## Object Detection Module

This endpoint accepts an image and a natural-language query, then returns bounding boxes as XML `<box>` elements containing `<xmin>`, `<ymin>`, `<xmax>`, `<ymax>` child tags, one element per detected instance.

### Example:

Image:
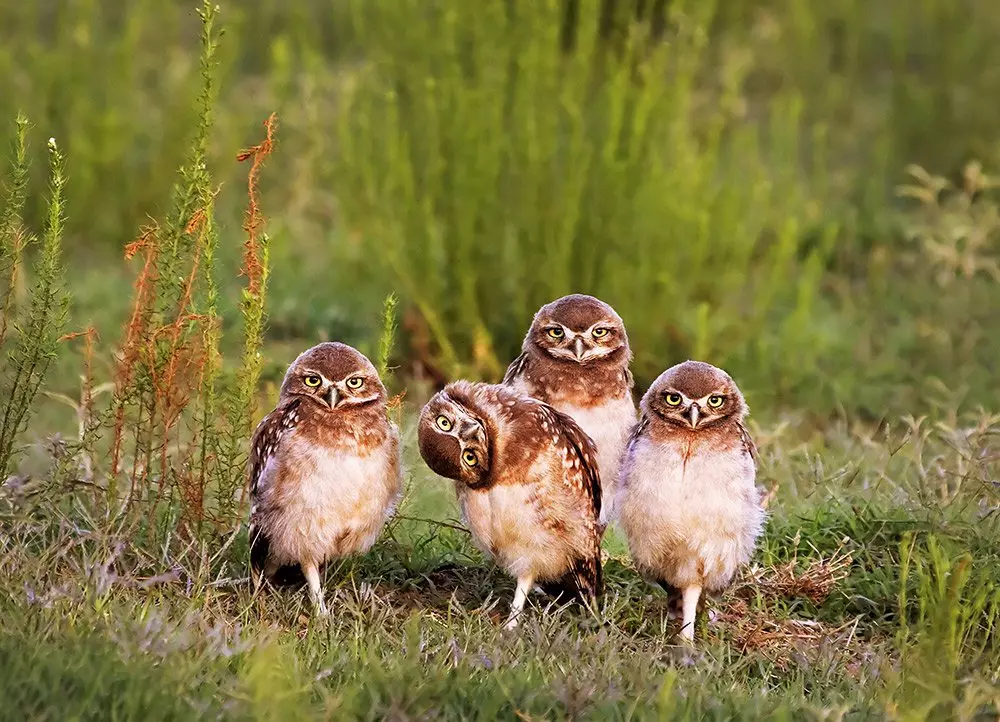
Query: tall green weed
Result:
<box><xmin>0</xmin><ymin>119</ymin><xmax>69</xmax><ymax>478</ymax></box>
<box><xmin>332</xmin><ymin>0</ymin><xmax>837</xmax><ymax>394</ymax></box>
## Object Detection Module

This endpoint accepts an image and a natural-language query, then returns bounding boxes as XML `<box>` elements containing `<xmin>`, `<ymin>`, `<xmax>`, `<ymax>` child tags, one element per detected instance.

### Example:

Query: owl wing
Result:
<box><xmin>537</xmin><ymin>403</ymin><xmax>602</xmax><ymax>522</ymax></box>
<box><xmin>247</xmin><ymin>397</ymin><xmax>303</xmax><ymax>575</ymax></box>
<box><xmin>737</xmin><ymin>419</ymin><xmax>758</xmax><ymax>468</ymax></box>
<box><xmin>501</xmin><ymin>351</ymin><xmax>530</xmax><ymax>386</ymax></box>
<box><xmin>625</xmin><ymin>412</ymin><xmax>651</xmax><ymax>453</ymax></box>
<box><xmin>533</xmin><ymin>402</ymin><xmax>604</xmax><ymax>599</ymax></box>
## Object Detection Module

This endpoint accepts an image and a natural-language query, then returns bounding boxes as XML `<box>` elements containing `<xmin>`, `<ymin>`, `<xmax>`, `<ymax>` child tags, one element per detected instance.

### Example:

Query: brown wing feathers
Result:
<box><xmin>536</xmin><ymin>402</ymin><xmax>604</xmax><ymax>601</ymax></box>
<box><xmin>248</xmin><ymin>398</ymin><xmax>302</xmax><ymax>581</ymax></box>
<box><xmin>502</xmin><ymin>351</ymin><xmax>530</xmax><ymax>385</ymax></box>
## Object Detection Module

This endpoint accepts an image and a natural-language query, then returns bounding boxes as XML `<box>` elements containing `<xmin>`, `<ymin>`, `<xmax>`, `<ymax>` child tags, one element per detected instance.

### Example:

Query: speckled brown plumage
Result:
<box><xmin>417</xmin><ymin>381</ymin><xmax>603</xmax><ymax>629</ymax></box>
<box><xmin>248</xmin><ymin>342</ymin><xmax>402</xmax><ymax>615</ymax></box>
<box><xmin>616</xmin><ymin>360</ymin><xmax>765</xmax><ymax>642</ymax></box>
<box><xmin>503</xmin><ymin>294</ymin><xmax>636</xmax><ymax>523</ymax></box>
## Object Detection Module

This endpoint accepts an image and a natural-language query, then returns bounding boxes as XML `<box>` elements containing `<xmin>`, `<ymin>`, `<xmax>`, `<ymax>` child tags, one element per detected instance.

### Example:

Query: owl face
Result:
<box><xmin>279</xmin><ymin>342</ymin><xmax>385</xmax><ymax>411</ymax></box>
<box><xmin>642</xmin><ymin>360</ymin><xmax>746</xmax><ymax>430</ymax></box>
<box><xmin>526</xmin><ymin>294</ymin><xmax>629</xmax><ymax>364</ymax></box>
<box><xmin>417</xmin><ymin>391</ymin><xmax>491</xmax><ymax>487</ymax></box>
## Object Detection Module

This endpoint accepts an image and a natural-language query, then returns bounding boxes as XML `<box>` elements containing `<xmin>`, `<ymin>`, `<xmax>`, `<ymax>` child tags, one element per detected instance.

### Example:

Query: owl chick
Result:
<box><xmin>248</xmin><ymin>342</ymin><xmax>402</xmax><ymax>615</ymax></box>
<box><xmin>503</xmin><ymin>294</ymin><xmax>636</xmax><ymax>523</ymax></box>
<box><xmin>616</xmin><ymin>360</ymin><xmax>764</xmax><ymax>642</ymax></box>
<box><xmin>418</xmin><ymin>381</ymin><xmax>603</xmax><ymax>629</ymax></box>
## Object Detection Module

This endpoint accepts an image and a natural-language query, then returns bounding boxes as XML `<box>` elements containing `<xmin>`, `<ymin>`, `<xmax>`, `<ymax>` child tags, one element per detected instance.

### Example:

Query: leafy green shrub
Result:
<box><xmin>331</xmin><ymin>0</ymin><xmax>839</xmax><ymax>397</ymax></box>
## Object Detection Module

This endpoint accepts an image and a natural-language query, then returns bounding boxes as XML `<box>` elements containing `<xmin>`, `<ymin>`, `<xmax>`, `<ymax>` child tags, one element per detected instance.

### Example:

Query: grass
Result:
<box><xmin>2</xmin><ymin>0</ymin><xmax>1000</xmax><ymax>719</ymax></box>
<box><xmin>2</xmin><ymin>416</ymin><xmax>998</xmax><ymax>720</ymax></box>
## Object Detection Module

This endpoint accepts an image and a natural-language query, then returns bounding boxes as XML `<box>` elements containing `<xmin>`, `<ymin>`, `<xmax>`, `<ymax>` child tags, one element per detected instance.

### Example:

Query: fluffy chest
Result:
<box><xmin>258</xmin><ymin>430</ymin><xmax>402</xmax><ymax>563</ymax></box>
<box><xmin>619</xmin><ymin>436</ymin><xmax>757</xmax><ymax>526</ymax></box>
<box><xmin>267</xmin><ymin>433</ymin><xmax>399</xmax><ymax>519</ymax></box>
<box><xmin>457</xmin><ymin>481</ymin><xmax>582</xmax><ymax>580</ymax></box>
<box><xmin>617</xmin><ymin>434</ymin><xmax>763</xmax><ymax>589</ymax></box>
<box><xmin>558</xmin><ymin>397</ymin><xmax>636</xmax><ymax>454</ymax></box>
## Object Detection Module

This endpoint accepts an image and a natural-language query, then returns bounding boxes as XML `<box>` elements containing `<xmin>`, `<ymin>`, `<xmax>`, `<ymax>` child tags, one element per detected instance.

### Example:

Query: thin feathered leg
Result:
<box><xmin>504</xmin><ymin>575</ymin><xmax>535</xmax><ymax>630</ymax></box>
<box><xmin>302</xmin><ymin>561</ymin><xmax>328</xmax><ymax>616</ymax></box>
<box><xmin>679</xmin><ymin>584</ymin><xmax>702</xmax><ymax>642</ymax></box>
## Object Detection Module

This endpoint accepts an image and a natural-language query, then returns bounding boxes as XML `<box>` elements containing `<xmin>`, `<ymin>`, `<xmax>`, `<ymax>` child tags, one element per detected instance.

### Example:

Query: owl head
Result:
<box><xmin>417</xmin><ymin>383</ymin><xmax>492</xmax><ymax>488</ymax></box>
<box><xmin>642</xmin><ymin>360</ymin><xmax>747</xmax><ymax>430</ymax></box>
<box><xmin>523</xmin><ymin>294</ymin><xmax>630</xmax><ymax>365</ymax></box>
<box><xmin>279</xmin><ymin>342</ymin><xmax>386</xmax><ymax>411</ymax></box>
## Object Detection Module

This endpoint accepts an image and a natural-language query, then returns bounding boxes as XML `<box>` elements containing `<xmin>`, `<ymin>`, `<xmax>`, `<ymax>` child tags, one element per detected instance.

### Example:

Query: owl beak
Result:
<box><xmin>685</xmin><ymin>403</ymin><xmax>701</xmax><ymax>429</ymax></box>
<box><xmin>573</xmin><ymin>336</ymin><xmax>586</xmax><ymax>361</ymax></box>
<box><xmin>458</xmin><ymin>420</ymin><xmax>481</xmax><ymax>442</ymax></box>
<box><xmin>325</xmin><ymin>386</ymin><xmax>340</xmax><ymax>409</ymax></box>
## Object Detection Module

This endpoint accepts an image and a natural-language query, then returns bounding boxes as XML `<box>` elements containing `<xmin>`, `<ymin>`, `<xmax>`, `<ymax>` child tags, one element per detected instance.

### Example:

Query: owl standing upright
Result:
<box><xmin>417</xmin><ymin>381</ymin><xmax>603</xmax><ymax>629</ymax></box>
<box><xmin>503</xmin><ymin>294</ymin><xmax>636</xmax><ymax>523</ymax></box>
<box><xmin>248</xmin><ymin>342</ymin><xmax>402</xmax><ymax>615</ymax></box>
<box><xmin>616</xmin><ymin>360</ymin><xmax>764</xmax><ymax>642</ymax></box>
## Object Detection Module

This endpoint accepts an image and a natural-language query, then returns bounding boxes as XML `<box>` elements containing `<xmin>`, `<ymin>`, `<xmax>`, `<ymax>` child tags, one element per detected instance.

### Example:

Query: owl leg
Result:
<box><xmin>302</xmin><ymin>561</ymin><xmax>329</xmax><ymax>616</ymax></box>
<box><xmin>678</xmin><ymin>584</ymin><xmax>702</xmax><ymax>642</ymax></box>
<box><xmin>503</xmin><ymin>575</ymin><xmax>535</xmax><ymax>630</ymax></box>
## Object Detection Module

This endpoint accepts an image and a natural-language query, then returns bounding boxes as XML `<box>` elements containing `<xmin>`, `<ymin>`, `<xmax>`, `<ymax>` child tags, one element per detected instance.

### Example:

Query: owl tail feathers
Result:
<box><xmin>249</xmin><ymin>527</ymin><xmax>307</xmax><ymax>588</ymax></box>
<box><xmin>539</xmin><ymin>553</ymin><xmax>603</xmax><ymax>606</ymax></box>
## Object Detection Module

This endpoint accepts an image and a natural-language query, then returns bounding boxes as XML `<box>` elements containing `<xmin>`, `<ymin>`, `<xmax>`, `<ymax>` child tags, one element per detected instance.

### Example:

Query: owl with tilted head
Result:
<box><xmin>503</xmin><ymin>294</ymin><xmax>636</xmax><ymax>524</ymax></box>
<box><xmin>248</xmin><ymin>342</ymin><xmax>402</xmax><ymax>615</ymax></box>
<box><xmin>418</xmin><ymin>381</ymin><xmax>603</xmax><ymax>630</ymax></box>
<box><xmin>615</xmin><ymin>360</ymin><xmax>764</xmax><ymax>642</ymax></box>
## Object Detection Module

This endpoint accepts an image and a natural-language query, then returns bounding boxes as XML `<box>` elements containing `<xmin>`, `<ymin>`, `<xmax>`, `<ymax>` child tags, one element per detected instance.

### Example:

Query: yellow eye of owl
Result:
<box><xmin>546</xmin><ymin>327</ymin><xmax>564</xmax><ymax>339</ymax></box>
<box><xmin>436</xmin><ymin>415</ymin><xmax>452</xmax><ymax>431</ymax></box>
<box><xmin>303</xmin><ymin>374</ymin><xmax>322</xmax><ymax>388</ymax></box>
<box><xmin>665</xmin><ymin>392</ymin><xmax>683</xmax><ymax>406</ymax></box>
<box><xmin>592</xmin><ymin>327</ymin><xmax>610</xmax><ymax>338</ymax></box>
<box><xmin>707</xmin><ymin>394</ymin><xmax>725</xmax><ymax>408</ymax></box>
<box><xmin>346</xmin><ymin>376</ymin><xmax>364</xmax><ymax>390</ymax></box>
<box><xmin>462</xmin><ymin>450</ymin><xmax>478</xmax><ymax>467</ymax></box>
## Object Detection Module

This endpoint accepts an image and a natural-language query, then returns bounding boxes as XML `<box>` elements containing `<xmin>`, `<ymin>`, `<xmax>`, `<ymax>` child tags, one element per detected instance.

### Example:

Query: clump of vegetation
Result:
<box><xmin>0</xmin><ymin>117</ymin><xmax>68</xmax><ymax>479</ymax></box>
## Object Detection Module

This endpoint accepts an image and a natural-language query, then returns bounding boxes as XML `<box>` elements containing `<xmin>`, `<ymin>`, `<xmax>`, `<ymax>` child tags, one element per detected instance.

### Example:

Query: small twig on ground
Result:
<box><xmin>394</xmin><ymin>514</ymin><xmax>471</xmax><ymax>535</ymax></box>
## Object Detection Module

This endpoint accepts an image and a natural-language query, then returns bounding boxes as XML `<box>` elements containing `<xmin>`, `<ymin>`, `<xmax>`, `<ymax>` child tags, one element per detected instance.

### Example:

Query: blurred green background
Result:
<box><xmin>2</xmin><ymin>0</ymin><xmax>999</xmax><ymax>420</ymax></box>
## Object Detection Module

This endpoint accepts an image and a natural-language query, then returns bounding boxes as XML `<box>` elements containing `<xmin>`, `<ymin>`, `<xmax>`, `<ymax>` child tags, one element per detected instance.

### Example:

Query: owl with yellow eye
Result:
<box><xmin>417</xmin><ymin>381</ymin><xmax>603</xmax><ymax>629</ymax></box>
<box><xmin>503</xmin><ymin>294</ymin><xmax>636</xmax><ymax>524</ymax></box>
<box><xmin>616</xmin><ymin>360</ymin><xmax>765</xmax><ymax>642</ymax></box>
<box><xmin>248</xmin><ymin>342</ymin><xmax>402</xmax><ymax>615</ymax></box>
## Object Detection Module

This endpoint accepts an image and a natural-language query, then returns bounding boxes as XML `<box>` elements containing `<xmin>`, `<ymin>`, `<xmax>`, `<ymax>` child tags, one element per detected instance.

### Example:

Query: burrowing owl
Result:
<box><xmin>616</xmin><ymin>360</ymin><xmax>764</xmax><ymax>641</ymax></box>
<box><xmin>248</xmin><ymin>342</ymin><xmax>402</xmax><ymax>615</ymax></box>
<box><xmin>417</xmin><ymin>381</ymin><xmax>603</xmax><ymax>629</ymax></box>
<box><xmin>503</xmin><ymin>294</ymin><xmax>635</xmax><ymax>523</ymax></box>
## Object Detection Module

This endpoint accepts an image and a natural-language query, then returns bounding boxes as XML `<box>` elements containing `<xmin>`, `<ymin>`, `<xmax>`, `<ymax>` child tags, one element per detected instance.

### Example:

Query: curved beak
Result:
<box><xmin>325</xmin><ymin>386</ymin><xmax>340</xmax><ymax>409</ymax></box>
<box><xmin>685</xmin><ymin>403</ymin><xmax>700</xmax><ymax>429</ymax></box>
<box><xmin>459</xmin><ymin>419</ymin><xmax>483</xmax><ymax>443</ymax></box>
<box><xmin>573</xmin><ymin>336</ymin><xmax>586</xmax><ymax>361</ymax></box>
